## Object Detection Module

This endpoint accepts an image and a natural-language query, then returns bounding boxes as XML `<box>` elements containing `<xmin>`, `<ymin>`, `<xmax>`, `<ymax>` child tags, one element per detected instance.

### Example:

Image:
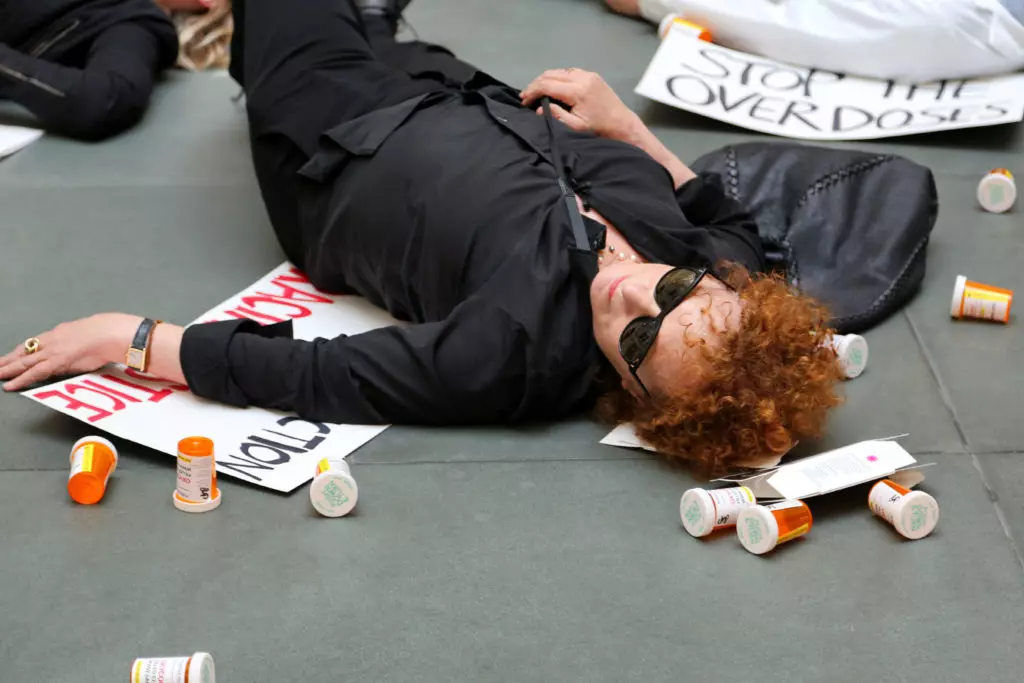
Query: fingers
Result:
<box><xmin>0</xmin><ymin>349</ymin><xmax>50</xmax><ymax>390</ymax></box>
<box><xmin>0</xmin><ymin>332</ymin><xmax>48</xmax><ymax>373</ymax></box>
<box><xmin>2</xmin><ymin>357</ymin><xmax>57</xmax><ymax>393</ymax></box>
<box><xmin>536</xmin><ymin>103</ymin><xmax>588</xmax><ymax>132</ymax></box>
<box><xmin>520</xmin><ymin>71</ymin><xmax>587</xmax><ymax>106</ymax></box>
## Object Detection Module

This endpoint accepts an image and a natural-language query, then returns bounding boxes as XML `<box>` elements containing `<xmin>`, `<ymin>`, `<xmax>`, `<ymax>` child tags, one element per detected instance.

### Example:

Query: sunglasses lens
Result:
<box><xmin>620</xmin><ymin>317</ymin><xmax>657</xmax><ymax>361</ymax></box>
<box><xmin>654</xmin><ymin>268</ymin><xmax>699</xmax><ymax>309</ymax></box>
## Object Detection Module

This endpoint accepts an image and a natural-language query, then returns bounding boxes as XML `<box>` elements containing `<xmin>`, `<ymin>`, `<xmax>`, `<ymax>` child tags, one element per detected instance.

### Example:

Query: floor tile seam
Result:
<box><xmin>899</xmin><ymin>313</ymin><xmax>1024</xmax><ymax>571</ymax></box>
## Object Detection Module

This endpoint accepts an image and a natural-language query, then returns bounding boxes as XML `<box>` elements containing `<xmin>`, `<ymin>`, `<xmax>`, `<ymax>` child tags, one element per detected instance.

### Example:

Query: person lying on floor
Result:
<box><xmin>606</xmin><ymin>0</ymin><xmax>1024</xmax><ymax>83</ymax></box>
<box><xmin>0</xmin><ymin>0</ymin><xmax>843</xmax><ymax>475</ymax></box>
<box><xmin>0</xmin><ymin>0</ymin><xmax>178</xmax><ymax>140</ymax></box>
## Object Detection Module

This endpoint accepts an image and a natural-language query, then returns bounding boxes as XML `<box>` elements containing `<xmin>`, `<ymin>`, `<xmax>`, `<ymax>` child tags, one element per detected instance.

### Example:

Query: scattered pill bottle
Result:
<box><xmin>868</xmin><ymin>479</ymin><xmax>939</xmax><ymax>540</ymax></box>
<box><xmin>829</xmin><ymin>334</ymin><xmax>869</xmax><ymax>379</ymax></box>
<box><xmin>680</xmin><ymin>486</ymin><xmax>756</xmax><ymax>537</ymax></box>
<box><xmin>68</xmin><ymin>436</ymin><xmax>118</xmax><ymax>505</ymax></box>
<box><xmin>736</xmin><ymin>500</ymin><xmax>813</xmax><ymax>555</ymax></box>
<box><xmin>977</xmin><ymin>168</ymin><xmax>1016</xmax><ymax>213</ymax></box>
<box><xmin>173</xmin><ymin>436</ymin><xmax>222</xmax><ymax>513</ymax></box>
<box><xmin>950</xmin><ymin>274</ymin><xmax>1013</xmax><ymax>324</ymax></box>
<box><xmin>130</xmin><ymin>652</ymin><xmax>215</xmax><ymax>683</ymax></box>
<box><xmin>310</xmin><ymin>458</ymin><xmax>358</xmax><ymax>518</ymax></box>
<box><xmin>658</xmin><ymin>14</ymin><xmax>712</xmax><ymax>42</ymax></box>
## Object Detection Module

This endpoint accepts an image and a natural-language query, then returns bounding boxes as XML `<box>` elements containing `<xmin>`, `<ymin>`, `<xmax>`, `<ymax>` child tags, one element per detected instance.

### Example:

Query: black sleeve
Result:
<box><xmin>0</xmin><ymin>22</ymin><xmax>172</xmax><ymax>140</ymax></box>
<box><xmin>179</xmin><ymin>298</ymin><xmax>530</xmax><ymax>426</ymax></box>
<box><xmin>676</xmin><ymin>172</ymin><xmax>766</xmax><ymax>273</ymax></box>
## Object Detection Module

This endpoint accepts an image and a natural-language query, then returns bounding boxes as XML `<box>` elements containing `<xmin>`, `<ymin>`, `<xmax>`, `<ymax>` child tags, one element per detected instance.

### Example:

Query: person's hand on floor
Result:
<box><xmin>0</xmin><ymin>313</ymin><xmax>142</xmax><ymax>392</ymax></box>
<box><xmin>520</xmin><ymin>68</ymin><xmax>643</xmax><ymax>143</ymax></box>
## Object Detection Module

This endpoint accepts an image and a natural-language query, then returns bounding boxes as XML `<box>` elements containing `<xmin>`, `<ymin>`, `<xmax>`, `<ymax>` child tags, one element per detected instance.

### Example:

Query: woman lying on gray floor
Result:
<box><xmin>0</xmin><ymin>0</ymin><xmax>179</xmax><ymax>140</ymax></box>
<box><xmin>0</xmin><ymin>0</ymin><xmax>843</xmax><ymax>475</ymax></box>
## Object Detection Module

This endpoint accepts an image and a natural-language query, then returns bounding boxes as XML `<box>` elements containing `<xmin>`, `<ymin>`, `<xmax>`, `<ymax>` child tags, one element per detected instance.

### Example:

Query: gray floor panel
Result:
<box><xmin>1</xmin><ymin>455</ymin><xmax>1021</xmax><ymax>683</ymax></box>
<box><xmin>902</xmin><ymin>174</ymin><xmax>1023</xmax><ymax>452</ymax></box>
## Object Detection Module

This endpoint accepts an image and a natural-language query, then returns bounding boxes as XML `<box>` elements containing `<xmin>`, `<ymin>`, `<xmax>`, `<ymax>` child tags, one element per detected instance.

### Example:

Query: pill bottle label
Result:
<box><xmin>132</xmin><ymin>657</ymin><xmax>190</xmax><ymax>683</ymax></box>
<box><xmin>177</xmin><ymin>455</ymin><xmax>214</xmax><ymax>502</ymax></box>
<box><xmin>69</xmin><ymin>443</ymin><xmax>113</xmax><ymax>484</ymax></box>
<box><xmin>961</xmin><ymin>293</ymin><xmax>1010</xmax><ymax>322</ymax></box>
<box><xmin>765</xmin><ymin>500</ymin><xmax>812</xmax><ymax>544</ymax></box>
<box><xmin>764</xmin><ymin>500</ymin><xmax>804</xmax><ymax>512</ymax></box>
<box><xmin>706</xmin><ymin>486</ymin><xmax>755</xmax><ymax>529</ymax></box>
<box><xmin>69</xmin><ymin>446</ymin><xmax>92</xmax><ymax>480</ymax></box>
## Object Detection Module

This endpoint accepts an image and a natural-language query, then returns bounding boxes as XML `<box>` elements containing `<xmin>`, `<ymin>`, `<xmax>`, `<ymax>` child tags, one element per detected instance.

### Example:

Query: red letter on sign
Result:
<box><xmin>31</xmin><ymin>388</ymin><xmax>113</xmax><ymax>422</ymax></box>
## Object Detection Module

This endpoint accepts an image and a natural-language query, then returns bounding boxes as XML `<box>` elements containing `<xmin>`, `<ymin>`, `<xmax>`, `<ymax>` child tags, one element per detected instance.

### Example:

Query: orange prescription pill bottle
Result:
<box><xmin>977</xmin><ymin>168</ymin><xmax>1016</xmax><ymax>213</ymax></box>
<box><xmin>68</xmin><ymin>436</ymin><xmax>118</xmax><ymax>505</ymax></box>
<box><xmin>658</xmin><ymin>14</ymin><xmax>712</xmax><ymax>42</ymax></box>
<box><xmin>950</xmin><ymin>274</ymin><xmax>1013</xmax><ymax>324</ymax></box>
<box><xmin>680</xmin><ymin>486</ymin><xmax>756</xmax><ymax>537</ymax></box>
<box><xmin>131</xmin><ymin>652</ymin><xmax>215</xmax><ymax>683</ymax></box>
<box><xmin>868</xmin><ymin>479</ymin><xmax>939</xmax><ymax>540</ymax></box>
<box><xmin>309</xmin><ymin>458</ymin><xmax>359</xmax><ymax>518</ymax></box>
<box><xmin>736</xmin><ymin>500</ymin><xmax>813</xmax><ymax>555</ymax></box>
<box><xmin>173</xmin><ymin>436</ymin><xmax>222</xmax><ymax>513</ymax></box>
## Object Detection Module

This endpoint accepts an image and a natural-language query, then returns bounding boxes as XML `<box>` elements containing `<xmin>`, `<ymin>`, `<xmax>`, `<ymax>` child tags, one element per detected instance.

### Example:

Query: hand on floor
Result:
<box><xmin>520</xmin><ymin>69</ymin><xmax>642</xmax><ymax>143</ymax></box>
<box><xmin>0</xmin><ymin>313</ymin><xmax>141</xmax><ymax>392</ymax></box>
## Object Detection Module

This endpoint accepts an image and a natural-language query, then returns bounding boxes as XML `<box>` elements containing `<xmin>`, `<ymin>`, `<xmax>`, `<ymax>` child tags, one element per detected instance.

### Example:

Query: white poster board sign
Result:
<box><xmin>23</xmin><ymin>263</ymin><xmax>401</xmax><ymax>493</ymax></box>
<box><xmin>0</xmin><ymin>124</ymin><xmax>43</xmax><ymax>159</ymax></box>
<box><xmin>636</xmin><ymin>30</ymin><xmax>1024</xmax><ymax>140</ymax></box>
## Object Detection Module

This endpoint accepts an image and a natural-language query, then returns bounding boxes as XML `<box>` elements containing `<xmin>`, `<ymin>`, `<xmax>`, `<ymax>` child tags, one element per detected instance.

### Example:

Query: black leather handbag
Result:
<box><xmin>690</xmin><ymin>142</ymin><xmax>939</xmax><ymax>333</ymax></box>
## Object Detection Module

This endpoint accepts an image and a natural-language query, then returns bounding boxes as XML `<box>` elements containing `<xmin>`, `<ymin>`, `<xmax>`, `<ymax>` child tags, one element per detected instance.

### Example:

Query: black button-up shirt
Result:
<box><xmin>181</xmin><ymin>84</ymin><xmax>765</xmax><ymax>426</ymax></box>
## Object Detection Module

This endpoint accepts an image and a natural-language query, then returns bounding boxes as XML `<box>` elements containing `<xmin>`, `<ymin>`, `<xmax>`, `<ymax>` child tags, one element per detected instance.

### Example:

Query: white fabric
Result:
<box><xmin>638</xmin><ymin>0</ymin><xmax>1024</xmax><ymax>83</ymax></box>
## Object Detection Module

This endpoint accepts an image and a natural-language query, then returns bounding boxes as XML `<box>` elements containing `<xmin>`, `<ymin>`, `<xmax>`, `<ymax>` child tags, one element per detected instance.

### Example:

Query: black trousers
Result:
<box><xmin>229</xmin><ymin>0</ymin><xmax>482</xmax><ymax>267</ymax></box>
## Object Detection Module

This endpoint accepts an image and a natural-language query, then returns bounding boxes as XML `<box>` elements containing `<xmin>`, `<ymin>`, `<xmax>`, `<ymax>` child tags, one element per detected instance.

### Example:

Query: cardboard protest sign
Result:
<box><xmin>635</xmin><ymin>30</ymin><xmax>1024</xmax><ymax>140</ymax></box>
<box><xmin>0</xmin><ymin>124</ymin><xmax>43</xmax><ymax>159</ymax></box>
<box><xmin>24</xmin><ymin>263</ymin><xmax>401</xmax><ymax>493</ymax></box>
<box><xmin>601</xmin><ymin>423</ymin><xmax>785</xmax><ymax>469</ymax></box>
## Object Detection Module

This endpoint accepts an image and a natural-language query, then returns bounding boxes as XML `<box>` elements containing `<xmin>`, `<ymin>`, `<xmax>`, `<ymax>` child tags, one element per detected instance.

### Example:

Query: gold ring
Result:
<box><xmin>23</xmin><ymin>337</ymin><xmax>41</xmax><ymax>355</ymax></box>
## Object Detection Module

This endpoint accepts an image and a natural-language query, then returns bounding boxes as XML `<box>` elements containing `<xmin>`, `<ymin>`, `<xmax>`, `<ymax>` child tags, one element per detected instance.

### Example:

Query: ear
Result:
<box><xmin>622</xmin><ymin>375</ymin><xmax>646</xmax><ymax>401</ymax></box>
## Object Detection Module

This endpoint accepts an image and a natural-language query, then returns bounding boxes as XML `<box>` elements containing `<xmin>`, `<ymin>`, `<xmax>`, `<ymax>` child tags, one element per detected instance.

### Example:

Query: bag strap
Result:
<box><xmin>541</xmin><ymin>97</ymin><xmax>591</xmax><ymax>253</ymax></box>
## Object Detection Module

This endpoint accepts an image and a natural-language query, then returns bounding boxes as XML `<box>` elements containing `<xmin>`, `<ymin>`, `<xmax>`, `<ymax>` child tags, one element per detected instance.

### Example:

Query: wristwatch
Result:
<box><xmin>125</xmin><ymin>318</ymin><xmax>162</xmax><ymax>372</ymax></box>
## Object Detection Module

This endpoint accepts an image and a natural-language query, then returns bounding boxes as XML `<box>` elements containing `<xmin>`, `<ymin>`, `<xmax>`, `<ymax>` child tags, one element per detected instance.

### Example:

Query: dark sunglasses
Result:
<box><xmin>618</xmin><ymin>266</ymin><xmax>708</xmax><ymax>397</ymax></box>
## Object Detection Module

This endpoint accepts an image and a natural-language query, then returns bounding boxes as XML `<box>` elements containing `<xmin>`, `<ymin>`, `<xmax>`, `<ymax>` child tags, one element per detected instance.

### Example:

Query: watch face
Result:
<box><xmin>126</xmin><ymin>348</ymin><xmax>145</xmax><ymax>369</ymax></box>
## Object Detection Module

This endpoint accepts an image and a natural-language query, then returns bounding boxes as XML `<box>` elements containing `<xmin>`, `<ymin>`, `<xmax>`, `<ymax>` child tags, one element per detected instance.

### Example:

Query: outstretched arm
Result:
<box><xmin>520</xmin><ymin>68</ymin><xmax>696</xmax><ymax>188</ymax></box>
<box><xmin>0</xmin><ymin>20</ymin><xmax>176</xmax><ymax>140</ymax></box>
<box><xmin>2</xmin><ymin>300</ymin><xmax>530</xmax><ymax>426</ymax></box>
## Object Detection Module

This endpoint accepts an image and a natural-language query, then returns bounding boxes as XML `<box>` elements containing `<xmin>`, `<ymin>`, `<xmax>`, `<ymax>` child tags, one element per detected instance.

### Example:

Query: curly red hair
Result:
<box><xmin>596</xmin><ymin>269</ymin><xmax>845</xmax><ymax>477</ymax></box>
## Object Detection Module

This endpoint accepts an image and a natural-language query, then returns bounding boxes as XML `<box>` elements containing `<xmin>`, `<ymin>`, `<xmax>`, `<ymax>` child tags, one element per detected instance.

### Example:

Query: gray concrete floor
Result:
<box><xmin>2</xmin><ymin>1</ymin><xmax>1024</xmax><ymax>681</ymax></box>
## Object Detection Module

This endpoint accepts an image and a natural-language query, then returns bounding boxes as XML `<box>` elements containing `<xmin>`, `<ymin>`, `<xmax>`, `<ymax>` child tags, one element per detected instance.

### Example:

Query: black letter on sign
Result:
<box><xmin>217</xmin><ymin>454</ymin><xmax>274</xmax><ymax>482</ymax></box>
<box><xmin>777</xmin><ymin>101</ymin><xmax>821</xmax><ymax>131</ymax></box>
<box><xmin>239</xmin><ymin>443</ymin><xmax>291</xmax><ymax>465</ymax></box>
<box><xmin>666</xmin><ymin>75</ymin><xmax>715</xmax><ymax>106</ymax></box>
<box><xmin>275</xmin><ymin>416</ymin><xmax>331</xmax><ymax>451</ymax></box>
<box><xmin>876</xmin><ymin>109</ymin><xmax>913</xmax><ymax>130</ymax></box>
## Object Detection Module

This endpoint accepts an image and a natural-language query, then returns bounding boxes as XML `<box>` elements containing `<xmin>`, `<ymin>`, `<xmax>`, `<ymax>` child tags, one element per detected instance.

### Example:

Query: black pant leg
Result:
<box><xmin>231</xmin><ymin>0</ymin><xmax>436</xmax><ymax>267</ymax></box>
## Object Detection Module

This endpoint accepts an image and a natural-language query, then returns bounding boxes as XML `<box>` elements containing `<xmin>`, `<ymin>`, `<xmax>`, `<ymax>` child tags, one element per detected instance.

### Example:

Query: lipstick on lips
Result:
<box><xmin>608</xmin><ymin>275</ymin><xmax>628</xmax><ymax>301</ymax></box>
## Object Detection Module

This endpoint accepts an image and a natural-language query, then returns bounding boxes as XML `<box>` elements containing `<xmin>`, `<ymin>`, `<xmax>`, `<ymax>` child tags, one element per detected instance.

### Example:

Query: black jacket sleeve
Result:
<box><xmin>179</xmin><ymin>297</ymin><xmax>530</xmax><ymax>426</ymax></box>
<box><xmin>675</xmin><ymin>172</ymin><xmax>766</xmax><ymax>274</ymax></box>
<box><xmin>0</xmin><ymin>22</ymin><xmax>171</xmax><ymax>140</ymax></box>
